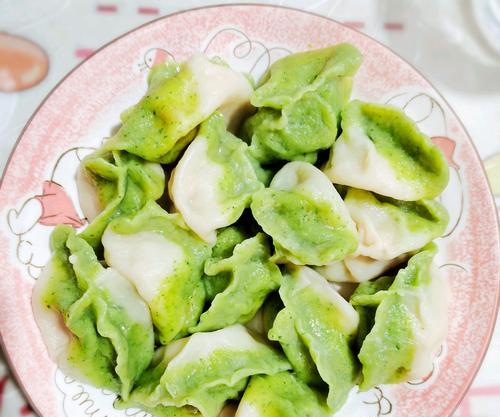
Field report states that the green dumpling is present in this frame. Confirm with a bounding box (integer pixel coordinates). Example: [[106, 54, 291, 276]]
[[169, 112, 263, 244], [202, 226, 249, 302], [116, 339, 241, 417], [323, 100, 449, 200], [191, 233, 281, 332], [77, 150, 165, 250], [242, 43, 362, 163], [280, 266, 359, 411], [351, 244, 449, 389], [235, 372, 330, 417], [102, 201, 211, 344], [161, 325, 290, 417], [251, 161, 358, 266], [344, 188, 449, 260], [32, 226, 154, 399], [268, 308, 322, 386], [103, 54, 253, 163]]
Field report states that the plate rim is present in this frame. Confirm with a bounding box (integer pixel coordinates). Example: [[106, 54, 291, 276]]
[[0, 4, 498, 417]]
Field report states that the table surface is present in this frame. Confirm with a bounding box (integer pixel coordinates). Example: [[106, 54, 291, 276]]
[[0, 1, 499, 416]]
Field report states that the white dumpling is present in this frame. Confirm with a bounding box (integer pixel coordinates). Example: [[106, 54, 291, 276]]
[[169, 113, 262, 245]]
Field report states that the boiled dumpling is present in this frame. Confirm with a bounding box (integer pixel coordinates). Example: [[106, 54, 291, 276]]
[[344, 188, 449, 260], [102, 201, 211, 344], [104, 54, 253, 163], [77, 150, 165, 249], [32, 225, 154, 399], [350, 244, 449, 388], [235, 372, 330, 417], [242, 44, 362, 163], [268, 308, 322, 386], [279, 266, 359, 411], [191, 233, 281, 332], [169, 112, 263, 244], [323, 100, 449, 200], [251, 161, 358, 265]]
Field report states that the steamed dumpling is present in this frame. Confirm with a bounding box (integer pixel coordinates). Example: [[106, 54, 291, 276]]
[[344, 188, 449, 260], [235, 372, 329, 417], [102, 201, 211, 344], [279, 266, 359, 411], [32, 225, 154, 399], [77, 150, 165, 249], [350, 244, 449, 388], [323, 100, 449, 200], [169, 113, 263, 244], [242, 44, 362, 163], [191, 233, 281, 332], [251, 161, 358, 265], [104, 54, 253, 163]]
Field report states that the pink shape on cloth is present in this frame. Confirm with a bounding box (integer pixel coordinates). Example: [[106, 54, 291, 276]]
[[35, 181, 85, 228]]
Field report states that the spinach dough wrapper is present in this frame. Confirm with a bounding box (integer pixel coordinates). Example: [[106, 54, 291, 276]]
[[324, 100, 449, 201], [102, 201, 211, 344], [77, 150, 165, 250], [32, 226, 154, 399], [119, 325, 290, 417], [251, 161, 358, 266], [192, 233, 281, 332], [279, 266, 360, 411], [242, 44, 362, 163], [350, 244, 449, 389], [103, 54, 253, 163], [235, 372, 330, 417]]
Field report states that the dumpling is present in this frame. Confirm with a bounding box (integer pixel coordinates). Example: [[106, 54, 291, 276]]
[[191, 233, 281, 332], [160, 325, 290, 417], [241, 44, 362, 163], [169, 112, 263, 244], [102, 201, 211, 344], [317, 253, 409, 283], [323, 100, 449, 200], [349, 275, 394, 351], [202, 226, 249, 302], [32, 225, 154, 399], [344, 188, 449, 260], [268, 308, 322, 386], [350, 244, 449, 389], [251, 161, 358, 266], [279, 266, 359, 411], [77, 150, 165, 250], [119, 325, 289, 417], [104, 54, 253, 163], [235, 372, 330, 417]]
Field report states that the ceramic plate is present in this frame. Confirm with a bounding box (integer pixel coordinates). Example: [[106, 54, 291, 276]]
[[0, 5, 498, 417]]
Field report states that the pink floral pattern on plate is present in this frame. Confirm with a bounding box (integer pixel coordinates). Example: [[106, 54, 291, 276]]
[[0, 5, 498, 417]]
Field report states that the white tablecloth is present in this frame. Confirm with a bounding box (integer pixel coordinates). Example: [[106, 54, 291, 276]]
[[0, 1, 499, 416]]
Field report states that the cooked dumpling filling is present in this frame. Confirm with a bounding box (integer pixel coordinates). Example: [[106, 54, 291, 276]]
[[33, 45, 451, 417]]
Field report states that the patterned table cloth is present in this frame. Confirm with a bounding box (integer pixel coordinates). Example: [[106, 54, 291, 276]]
[[0, 1, 499, 416]]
